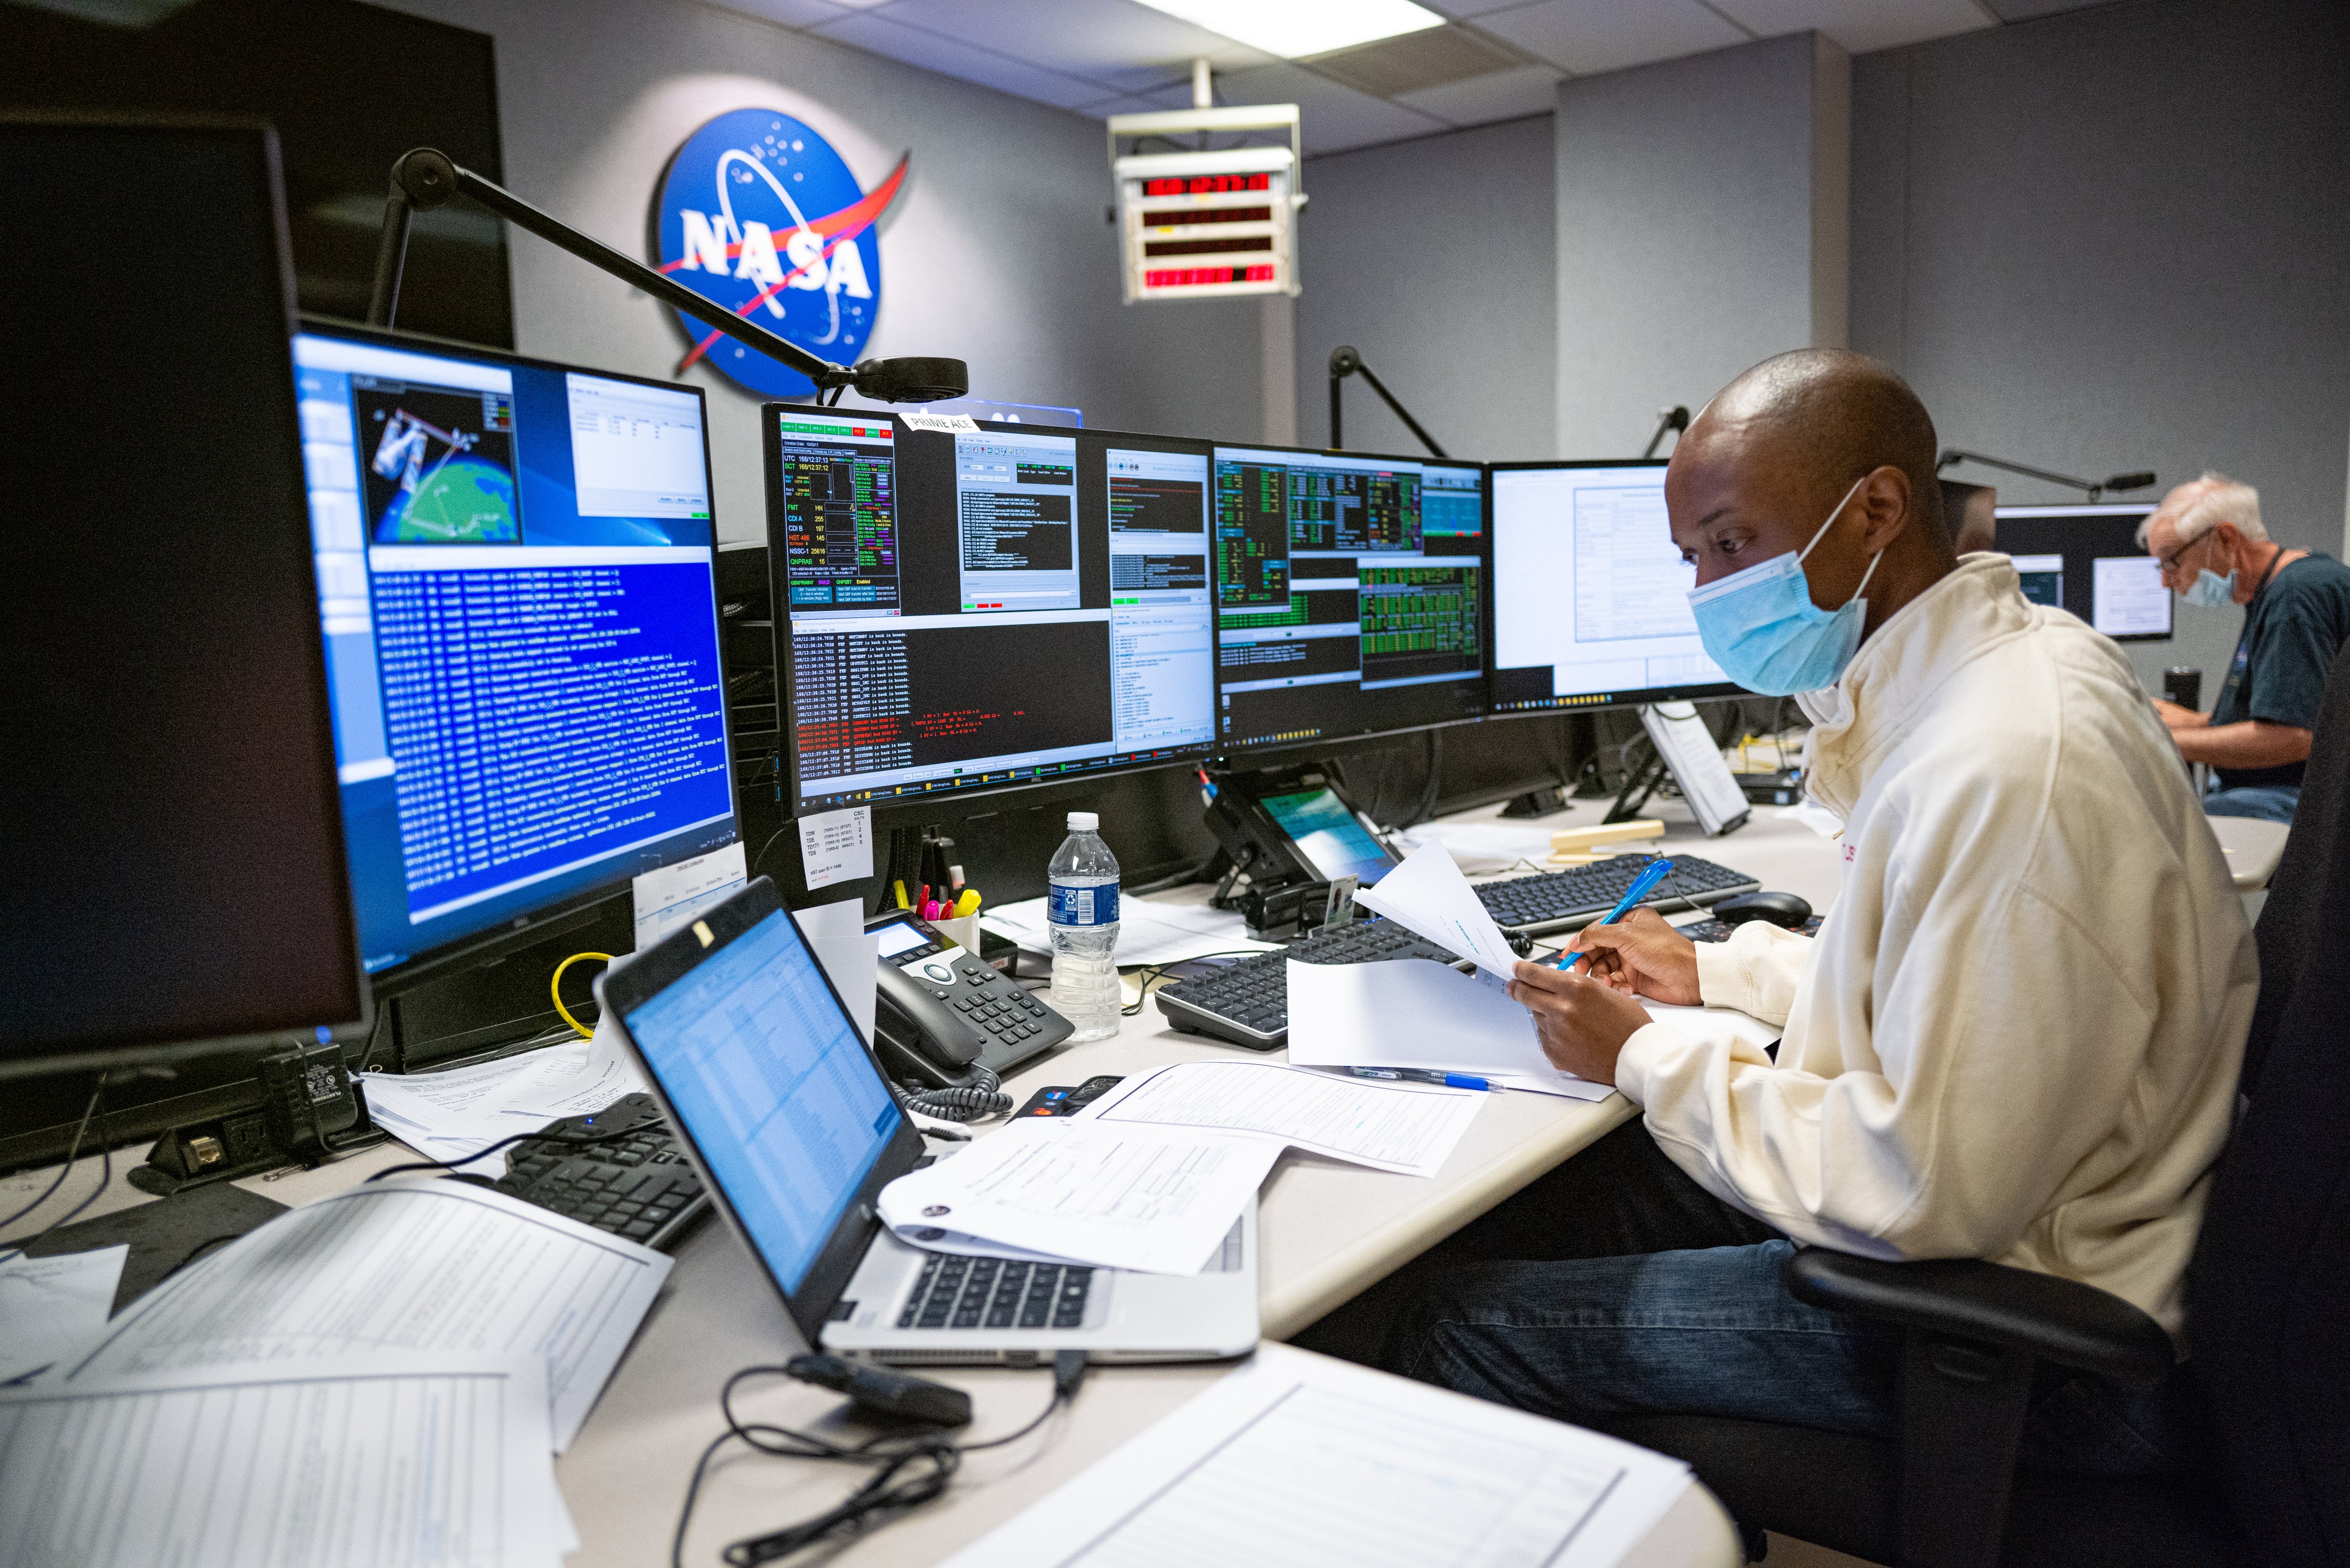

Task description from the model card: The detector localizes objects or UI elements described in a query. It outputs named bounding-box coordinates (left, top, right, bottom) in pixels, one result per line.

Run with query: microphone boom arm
left=1328, top=346, right=1447, bottom=458
left=1936, top=448, right=2156, bottom=504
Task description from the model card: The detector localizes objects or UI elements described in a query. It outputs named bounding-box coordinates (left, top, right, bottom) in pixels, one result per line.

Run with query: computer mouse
left=1711, top=890, right=1814, bottom=929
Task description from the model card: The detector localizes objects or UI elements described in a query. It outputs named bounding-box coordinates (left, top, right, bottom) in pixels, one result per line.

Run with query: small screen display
left=873, top=921, right=929, bottom=959
left=1261, top=788, right=1396, bottom=886
left=625, top=909, right=900, bottom=1295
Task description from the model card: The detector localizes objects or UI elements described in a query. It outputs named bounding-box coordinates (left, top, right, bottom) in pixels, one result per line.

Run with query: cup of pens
left=935, top=914, right=985, bottom=956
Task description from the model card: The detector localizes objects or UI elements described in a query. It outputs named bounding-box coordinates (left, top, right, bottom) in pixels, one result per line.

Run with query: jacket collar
left=1802, top=556, right=2038, bottom=818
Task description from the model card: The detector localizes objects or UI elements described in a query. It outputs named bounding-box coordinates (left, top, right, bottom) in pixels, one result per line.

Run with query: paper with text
left=799, top=805, right=874, bottom=891
left=1283, top=958, right=1614, bottom=1100
left=877, top=1120, right=1279, bottom=1275
left=981, top=895, right=1278, bottom=966
left=1353, top=842, right=1520, bottom=985
left=0, top=1353, right=563, bottom=1568
left=1083, top=1061, right=1483, bottom=1177
left=0, top=1244, right=126, bottom=1383
left=937, top=1343, right=1693, bottom=1568
left=632, top=842, right=747, bottom=950
left=361, top=1038, right=644, bottom=1177
left=50, top=1178, right=669, bottom=1450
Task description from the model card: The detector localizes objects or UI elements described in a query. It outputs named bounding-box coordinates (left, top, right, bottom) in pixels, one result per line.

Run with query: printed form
left=1082, top=1061, right=1483, bottom=1177
left=48, top=1178, right=669, bottom=1449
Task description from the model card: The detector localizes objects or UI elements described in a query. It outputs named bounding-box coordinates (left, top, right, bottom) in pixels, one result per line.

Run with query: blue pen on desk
left=1558, top=858, right=1675, bottom=970
left=1347, top=1066, right=1495, bottom=1091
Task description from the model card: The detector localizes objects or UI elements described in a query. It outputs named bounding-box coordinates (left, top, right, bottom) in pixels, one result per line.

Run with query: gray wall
left=1555, top=33, right=1850, bottom=460
left=378, top=0, right=1264, bottom=542
left=1851, top=0, right=2350, bottom=689
left=1289, top=114, right=1558, bottom=462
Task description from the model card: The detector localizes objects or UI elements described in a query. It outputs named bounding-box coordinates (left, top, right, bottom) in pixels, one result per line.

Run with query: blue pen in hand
left=1558, top=858, right=1676, bottom=970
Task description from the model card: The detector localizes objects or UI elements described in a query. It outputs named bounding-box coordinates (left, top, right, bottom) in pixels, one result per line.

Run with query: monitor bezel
left=295, top=316, right=741, bottom=999
left=1991, top=503, right=2169, bottom=643
left=597, top=876, right=925, bottom=1344
left=767, top=410, right=1220, bottom=815
left=1484, top=457, right=1744, bottom=716
left=1205, top=438, right=1495, bottom=759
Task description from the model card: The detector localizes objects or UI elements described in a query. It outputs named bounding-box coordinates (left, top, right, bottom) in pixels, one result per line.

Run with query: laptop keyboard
left=900, top=1255, right=1094, bottom=1330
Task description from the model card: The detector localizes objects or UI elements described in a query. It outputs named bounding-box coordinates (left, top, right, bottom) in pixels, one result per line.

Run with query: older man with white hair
left=2144, top=472, right=2350, bottom=822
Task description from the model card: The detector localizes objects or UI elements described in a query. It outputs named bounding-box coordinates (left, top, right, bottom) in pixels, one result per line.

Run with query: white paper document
left=632, top=841, right=746, bottom=950
left=1083, top=1061, right=1483, bottom=1178
left=797, top=804, right=874, bottom=892
left=51, top=1178, right=670, bottom=1450
left=1641, top=701, right=1750, bottom=835
left=0, top=1243, right=126, bottom=1383
left=1283, top=958, right=1616, bottom=1100
left=939, top=1343, right=1694, bottom=1568
left=877, top=1119, right=1281, bottom=1275
left=1394, top=819, right=1560, bottom=874
left=981, top=895, right=1278, bottom=966
left=792, top=895, right=877, bottom=1044
left=361, top=1037, right=645, bottom=1177
left=0, top=1353, right=565, bottom=1568
left=1352, top=842, right=1520, bottom=985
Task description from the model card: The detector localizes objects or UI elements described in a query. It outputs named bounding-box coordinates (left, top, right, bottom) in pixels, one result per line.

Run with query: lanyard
left=2224, top=549, right=2290, bottom=685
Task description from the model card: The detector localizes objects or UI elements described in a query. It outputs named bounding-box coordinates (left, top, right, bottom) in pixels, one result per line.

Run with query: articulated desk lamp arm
left=1327, top=345, right=1448, bottom=458
left=1935, top=448, right=2157, bottom=505
left=1641, top=405, right=1690, bottom=461
left=364, top=147, right=967, bottom=404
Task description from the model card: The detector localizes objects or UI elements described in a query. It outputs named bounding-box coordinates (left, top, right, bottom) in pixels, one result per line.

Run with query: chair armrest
left=1785, top=1249, right=2175, bottom=1384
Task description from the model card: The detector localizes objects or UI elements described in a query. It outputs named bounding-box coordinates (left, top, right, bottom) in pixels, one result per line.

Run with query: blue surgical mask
left=2184, top=567, right=2236, bottom=609
left=1686, top=476, right=1880, bottom=697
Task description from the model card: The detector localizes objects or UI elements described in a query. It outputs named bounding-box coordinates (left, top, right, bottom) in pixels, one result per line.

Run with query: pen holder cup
left=936, top=915, right=985, bottom=956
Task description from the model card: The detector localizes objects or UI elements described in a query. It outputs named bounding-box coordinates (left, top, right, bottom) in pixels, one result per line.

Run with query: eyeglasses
left=2156, top=535, right=2207, bottom=578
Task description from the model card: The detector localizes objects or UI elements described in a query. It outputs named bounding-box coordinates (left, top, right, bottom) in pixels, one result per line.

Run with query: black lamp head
left=2103, top=471, right=2158, bottom=494
left=1935, top=448, right=1963, bottom=472
left=847, top=356, right=970, bottom=404
left=1329, top=345, right=1362, bottom=378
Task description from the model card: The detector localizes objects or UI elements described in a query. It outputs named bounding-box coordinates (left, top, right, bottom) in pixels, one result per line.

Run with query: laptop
left=596, top=876, right=1259, bottom=1365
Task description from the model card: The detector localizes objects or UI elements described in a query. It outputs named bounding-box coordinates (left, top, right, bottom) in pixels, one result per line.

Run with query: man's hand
left=1507, top=960, right=1655, bottom=1085
left=2152, top=697, right=2209, bottom=732
left=1560, top=908, right=1702, bottom=1005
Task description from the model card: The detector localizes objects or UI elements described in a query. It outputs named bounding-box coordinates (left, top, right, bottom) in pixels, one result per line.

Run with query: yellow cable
left=550, top=951, right=614, bottom=1039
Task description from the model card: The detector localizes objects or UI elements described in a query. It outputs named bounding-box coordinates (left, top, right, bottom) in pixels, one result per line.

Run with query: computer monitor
left=1208, top=443, right=1488, bottom=752
left=1487, top=460, right=1738, bottom=713
left=1994, top=504, right=2170, bottom=641
left=294, top=322, right=738, bottom=987
left=3, top=118, right=368, bottom=1078
left=774, top=412, right=1216, bottom=812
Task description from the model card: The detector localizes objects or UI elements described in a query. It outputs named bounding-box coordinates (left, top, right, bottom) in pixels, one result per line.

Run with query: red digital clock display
left=1141, top=173, right=1273, bottom=197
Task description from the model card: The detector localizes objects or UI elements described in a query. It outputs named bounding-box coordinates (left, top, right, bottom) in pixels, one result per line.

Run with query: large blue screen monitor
left=1488, top=460, right=1739, bottom=713
left=296, top=324, right=737, bottom=986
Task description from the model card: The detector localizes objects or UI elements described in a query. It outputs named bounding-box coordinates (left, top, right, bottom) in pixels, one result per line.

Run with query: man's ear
left=1857, top=465, right=1912, bottom=553
left=2206, top=522, right=2240, bottom=571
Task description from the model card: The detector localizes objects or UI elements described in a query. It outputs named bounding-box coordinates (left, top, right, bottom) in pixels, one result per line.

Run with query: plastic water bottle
left=1047, top=810, right=1121, bottom=1041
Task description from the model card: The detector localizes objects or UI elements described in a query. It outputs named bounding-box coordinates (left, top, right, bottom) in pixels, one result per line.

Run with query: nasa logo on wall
left=652, top=108, right=908, bottom=399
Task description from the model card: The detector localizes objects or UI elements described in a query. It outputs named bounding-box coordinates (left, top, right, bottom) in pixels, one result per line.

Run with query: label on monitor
left=901, top=411, right=981, bottom=435
left=1048, top=883, right=1120, bottom=927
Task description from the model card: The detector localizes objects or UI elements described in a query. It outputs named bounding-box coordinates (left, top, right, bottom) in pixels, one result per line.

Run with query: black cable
left=0, top=1075, right=104, bottom=1244
left=900, top=1068, right=1010, bottom=1124
left=748, top=824, right=796, bottom=882
left=0, top=1075, right=114, bottom=1263
left=674, top=1353, right=1084, bottom=1568
left=363, top=1123, right=649, bottom=1184
left=1120, top=949, right=1273, bottom=1016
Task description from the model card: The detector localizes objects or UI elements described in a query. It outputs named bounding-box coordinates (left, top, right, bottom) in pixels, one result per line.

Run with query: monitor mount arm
left=365, top=147, right=967, bottom=404
left=1640, top=404, right=1690, bottom=460
left=1328, top=345, right=1448, bottom=458
left=1936, top=448, right=2156, bottom=504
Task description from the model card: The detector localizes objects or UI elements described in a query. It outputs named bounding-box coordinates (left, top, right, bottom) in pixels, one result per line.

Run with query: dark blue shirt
left=2212, top=551, right=2350, bottom=789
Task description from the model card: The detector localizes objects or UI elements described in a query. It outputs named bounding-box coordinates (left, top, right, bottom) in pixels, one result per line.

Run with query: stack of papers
left=1353, top=842, right=1523, bottom=985
left=0, top=1243, right=126, bottom=1383
left=939, top=1343, right=1694, bottom=1568
left=360, top=1029, right=644, bottom=1177
left=981, top=896, right=1278, bottom=967
left=1081, top=1061, right=1484, bottom=1178
left=3, top=1179, right=674, bottom=1566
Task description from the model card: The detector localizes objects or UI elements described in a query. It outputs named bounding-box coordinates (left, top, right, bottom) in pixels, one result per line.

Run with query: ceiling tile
left=1217, top=60, right=1452, bottom=154
left=1981, top=0, right=2124, bottom=18
left=808, top=11, right=1113, bottom=108
left=1393, top=63, right=1562, bottom=127
left=1088, top=83, right=1208, bottom=116
left=862, top=0, right=1275, bottom=96
left=1707, top=0, right=1994, bottom=55
left=1471, top=0, right=1752, bottom=76
left=1308, top=26, right=1524, bottom=98
left=1419, top=0, right=1543, bottom=17
left=698, top=0, right=853, bottom=27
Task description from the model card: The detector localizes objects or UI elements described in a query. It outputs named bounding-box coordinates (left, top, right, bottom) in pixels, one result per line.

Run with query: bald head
left=1666, top=349, right=1959, bottom=644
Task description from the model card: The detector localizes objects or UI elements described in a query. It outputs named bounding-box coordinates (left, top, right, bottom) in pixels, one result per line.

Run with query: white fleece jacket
left=1614, top=557, right=2255, bottom=1340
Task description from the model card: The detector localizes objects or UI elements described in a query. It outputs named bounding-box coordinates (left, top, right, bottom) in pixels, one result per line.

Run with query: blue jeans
left=2204, top=783, right=2299, bottom=822
left=1372, top=1120, right=2199, bottom=1477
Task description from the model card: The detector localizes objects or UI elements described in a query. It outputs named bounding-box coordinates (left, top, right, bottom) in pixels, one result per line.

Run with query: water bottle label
left=1048, top=882, right=1119, bottom=927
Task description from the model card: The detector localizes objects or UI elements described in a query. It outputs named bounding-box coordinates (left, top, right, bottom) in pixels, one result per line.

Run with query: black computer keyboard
left=493, top=1093, right=709, bottom=1249
left=1474, top=853, right=1760, bottom=937
left=1154, top=916, right=1466, bottom=1051
left=898, top=1253, right=1094, bottom=1330
left=1679, top=914, right=1824, bottom=942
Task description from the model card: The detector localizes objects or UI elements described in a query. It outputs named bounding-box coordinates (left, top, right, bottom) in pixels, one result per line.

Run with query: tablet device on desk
left=596, top=877, right=1258, bottom=1364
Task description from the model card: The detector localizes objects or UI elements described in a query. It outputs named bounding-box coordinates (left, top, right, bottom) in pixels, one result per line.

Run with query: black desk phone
left=867, top=911, right=1073, bottom=1089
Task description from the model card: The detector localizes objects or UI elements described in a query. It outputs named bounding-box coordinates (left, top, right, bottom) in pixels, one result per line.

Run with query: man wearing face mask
left=2143, top=473, right=2350, bottom=824
left=1376, top=350, right=2254, bottom=1474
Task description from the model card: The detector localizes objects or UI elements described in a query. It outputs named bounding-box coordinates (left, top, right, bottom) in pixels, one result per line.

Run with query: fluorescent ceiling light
left=1133, top=0, right=1446, bottom=60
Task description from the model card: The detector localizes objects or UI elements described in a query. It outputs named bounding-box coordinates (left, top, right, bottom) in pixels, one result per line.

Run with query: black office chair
left=1596, top=642, right=2350, bottom=1568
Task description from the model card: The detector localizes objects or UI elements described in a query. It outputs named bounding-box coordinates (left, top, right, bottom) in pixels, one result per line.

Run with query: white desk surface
left=3, top=796, right=1837, bottom=1567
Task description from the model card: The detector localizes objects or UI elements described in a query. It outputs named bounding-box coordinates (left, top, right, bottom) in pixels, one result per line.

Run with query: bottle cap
left=1067, top=811, right=1098, bottom=831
